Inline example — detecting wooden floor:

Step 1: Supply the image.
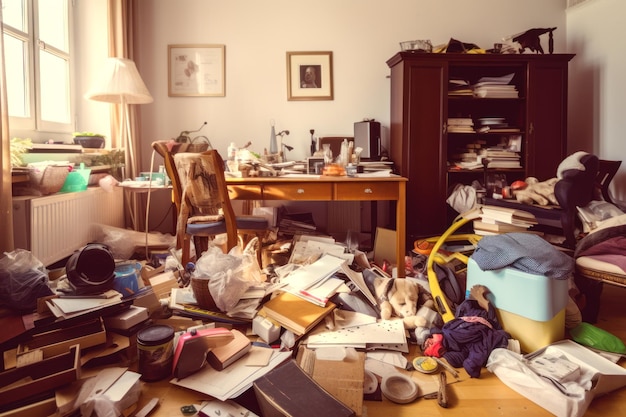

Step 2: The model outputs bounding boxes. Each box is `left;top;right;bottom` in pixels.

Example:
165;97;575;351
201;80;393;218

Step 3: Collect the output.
141;285;626;417
365;284;626;417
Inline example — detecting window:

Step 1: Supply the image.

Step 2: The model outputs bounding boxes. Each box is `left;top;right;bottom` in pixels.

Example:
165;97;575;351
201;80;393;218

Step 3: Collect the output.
3;0;73;139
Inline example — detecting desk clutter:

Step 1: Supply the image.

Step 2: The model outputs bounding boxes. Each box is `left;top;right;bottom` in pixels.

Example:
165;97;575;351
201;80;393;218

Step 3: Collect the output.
2;221;626;417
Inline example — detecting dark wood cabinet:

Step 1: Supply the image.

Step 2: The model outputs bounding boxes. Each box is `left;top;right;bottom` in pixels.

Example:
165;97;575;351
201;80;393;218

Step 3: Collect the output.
387;52;575;243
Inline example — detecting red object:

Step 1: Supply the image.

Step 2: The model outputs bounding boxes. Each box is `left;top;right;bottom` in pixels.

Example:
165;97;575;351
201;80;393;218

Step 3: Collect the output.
511;180;527;190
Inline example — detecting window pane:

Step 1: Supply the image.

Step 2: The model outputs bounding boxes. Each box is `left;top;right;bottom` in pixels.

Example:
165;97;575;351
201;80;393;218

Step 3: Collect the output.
3;0;27;32
37;0;68;52
4;34;30;118
39;50;70;124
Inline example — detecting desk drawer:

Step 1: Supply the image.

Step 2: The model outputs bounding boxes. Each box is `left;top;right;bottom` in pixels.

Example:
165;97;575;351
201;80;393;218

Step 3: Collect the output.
335;181;399;201
228;185;263;200
263;183;332;200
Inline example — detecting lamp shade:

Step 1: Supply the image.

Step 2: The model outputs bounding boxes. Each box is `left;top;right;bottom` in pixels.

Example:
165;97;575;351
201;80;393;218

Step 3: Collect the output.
85;57;153;104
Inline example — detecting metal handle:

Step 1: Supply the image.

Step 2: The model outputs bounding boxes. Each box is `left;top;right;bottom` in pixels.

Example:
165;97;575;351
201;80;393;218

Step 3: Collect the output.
297;188;305;194
364;188;373;194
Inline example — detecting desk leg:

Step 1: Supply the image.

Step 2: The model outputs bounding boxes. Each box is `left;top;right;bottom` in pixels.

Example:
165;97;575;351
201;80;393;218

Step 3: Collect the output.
396;181;406;278
124;188;139;231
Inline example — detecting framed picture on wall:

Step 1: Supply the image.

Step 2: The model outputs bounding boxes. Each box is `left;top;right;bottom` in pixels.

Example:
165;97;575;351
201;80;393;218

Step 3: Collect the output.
286;51;333;101
168;44;225;97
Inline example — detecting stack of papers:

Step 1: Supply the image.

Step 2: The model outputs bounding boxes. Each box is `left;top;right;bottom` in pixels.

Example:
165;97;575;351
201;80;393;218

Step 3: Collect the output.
472;73;519;98
171;349;291;401
46;291;124;319
280;254;348;307
306;318;408;353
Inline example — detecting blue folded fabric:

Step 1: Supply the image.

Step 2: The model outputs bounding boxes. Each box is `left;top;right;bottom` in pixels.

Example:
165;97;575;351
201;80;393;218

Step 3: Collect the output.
471;233;574;279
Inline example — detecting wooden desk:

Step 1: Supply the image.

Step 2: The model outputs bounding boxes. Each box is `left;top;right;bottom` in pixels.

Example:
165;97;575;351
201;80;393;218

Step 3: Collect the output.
226;174;408;277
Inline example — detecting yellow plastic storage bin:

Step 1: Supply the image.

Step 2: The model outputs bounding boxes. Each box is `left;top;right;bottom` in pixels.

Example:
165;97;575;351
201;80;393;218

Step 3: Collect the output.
466;257;568;353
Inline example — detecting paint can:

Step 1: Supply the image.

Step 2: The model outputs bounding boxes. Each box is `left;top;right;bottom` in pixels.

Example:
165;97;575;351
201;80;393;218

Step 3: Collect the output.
137;324;175;381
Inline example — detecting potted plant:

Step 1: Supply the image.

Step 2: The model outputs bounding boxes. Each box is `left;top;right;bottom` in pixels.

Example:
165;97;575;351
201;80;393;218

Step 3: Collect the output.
10;137;32;167
73;132;105;149
91;149;126;181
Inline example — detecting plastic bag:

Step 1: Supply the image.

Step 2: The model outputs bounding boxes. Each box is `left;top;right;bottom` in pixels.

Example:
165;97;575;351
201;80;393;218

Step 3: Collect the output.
569;322;626;354
193;238;263;312
0;249;53;312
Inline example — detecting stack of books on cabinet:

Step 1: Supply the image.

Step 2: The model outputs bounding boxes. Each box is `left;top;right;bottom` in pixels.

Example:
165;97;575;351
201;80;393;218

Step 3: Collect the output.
478;148;522;169
472;73;519;98
448;78;472;96
447;117;475;133
474;205;540;236
475;117;521;133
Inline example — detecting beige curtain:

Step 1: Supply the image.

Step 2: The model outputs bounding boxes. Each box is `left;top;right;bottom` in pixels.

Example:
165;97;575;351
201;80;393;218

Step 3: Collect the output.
108;0;142;179
0;6;15;254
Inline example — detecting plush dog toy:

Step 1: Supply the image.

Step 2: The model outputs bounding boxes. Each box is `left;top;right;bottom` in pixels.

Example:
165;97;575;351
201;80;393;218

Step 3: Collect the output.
365;274;438;333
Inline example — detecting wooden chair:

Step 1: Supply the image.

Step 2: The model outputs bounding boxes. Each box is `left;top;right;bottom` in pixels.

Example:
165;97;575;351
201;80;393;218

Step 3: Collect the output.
152;141;268;265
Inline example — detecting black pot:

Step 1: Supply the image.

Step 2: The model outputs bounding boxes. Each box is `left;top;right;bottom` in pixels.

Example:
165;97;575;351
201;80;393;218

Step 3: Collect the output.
74;135;105;149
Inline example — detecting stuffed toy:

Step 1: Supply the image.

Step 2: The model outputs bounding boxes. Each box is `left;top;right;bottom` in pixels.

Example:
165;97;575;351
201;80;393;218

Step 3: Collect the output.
365;274;439;339
513;151;593;206
513;176;559;206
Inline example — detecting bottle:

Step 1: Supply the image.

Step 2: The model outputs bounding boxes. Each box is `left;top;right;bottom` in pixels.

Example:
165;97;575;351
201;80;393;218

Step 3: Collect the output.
227;142;237;161
269;123;278;154
340;138;349;166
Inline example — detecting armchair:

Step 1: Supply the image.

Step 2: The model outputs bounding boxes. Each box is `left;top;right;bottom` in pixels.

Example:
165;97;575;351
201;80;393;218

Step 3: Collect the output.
486;154;620;249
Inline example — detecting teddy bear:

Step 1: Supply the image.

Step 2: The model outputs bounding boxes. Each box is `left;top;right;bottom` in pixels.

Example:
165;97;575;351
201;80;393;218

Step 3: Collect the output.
364;274;439;343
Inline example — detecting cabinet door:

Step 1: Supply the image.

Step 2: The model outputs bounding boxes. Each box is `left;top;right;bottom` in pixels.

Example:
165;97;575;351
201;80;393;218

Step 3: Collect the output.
527;58;570;180
390;59;447;239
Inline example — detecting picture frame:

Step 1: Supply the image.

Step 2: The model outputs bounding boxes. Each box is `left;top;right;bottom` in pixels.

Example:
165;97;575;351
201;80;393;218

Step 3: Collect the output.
286;51;333;101
306;157;325;174
168;44;225;97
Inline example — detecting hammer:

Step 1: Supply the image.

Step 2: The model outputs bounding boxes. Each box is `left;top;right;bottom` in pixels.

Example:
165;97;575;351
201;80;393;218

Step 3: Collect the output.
424;371;449;408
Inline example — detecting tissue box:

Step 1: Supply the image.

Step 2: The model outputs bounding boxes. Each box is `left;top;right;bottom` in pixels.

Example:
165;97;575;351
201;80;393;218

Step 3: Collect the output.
466;257;569;352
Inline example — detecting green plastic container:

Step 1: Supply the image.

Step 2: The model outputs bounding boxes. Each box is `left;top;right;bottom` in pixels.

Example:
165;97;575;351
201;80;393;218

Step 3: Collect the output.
60;163;91;192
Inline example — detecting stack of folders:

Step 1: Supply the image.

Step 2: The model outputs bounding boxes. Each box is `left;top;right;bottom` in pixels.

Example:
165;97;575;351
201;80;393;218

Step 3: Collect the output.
474;205;541;236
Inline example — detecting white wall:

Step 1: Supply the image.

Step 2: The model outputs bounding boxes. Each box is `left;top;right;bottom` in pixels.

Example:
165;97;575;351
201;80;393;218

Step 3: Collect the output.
566;0;626;201
73;0;570;234
129;0;567;167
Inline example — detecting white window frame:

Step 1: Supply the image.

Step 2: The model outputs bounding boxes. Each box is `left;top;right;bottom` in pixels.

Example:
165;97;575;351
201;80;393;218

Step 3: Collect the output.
3;0;74;141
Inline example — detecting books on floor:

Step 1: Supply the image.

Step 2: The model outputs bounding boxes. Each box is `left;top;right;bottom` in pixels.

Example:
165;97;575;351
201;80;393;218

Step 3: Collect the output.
206;329;252;371
253;360;356;417
260;292;336;336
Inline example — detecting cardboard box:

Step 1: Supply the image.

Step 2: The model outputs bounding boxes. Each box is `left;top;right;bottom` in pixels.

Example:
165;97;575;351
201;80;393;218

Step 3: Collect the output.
55;367;141;417
103;305;149;331
17;318;106;359
0;345;80;410
489;340;626;417
373;227;396;269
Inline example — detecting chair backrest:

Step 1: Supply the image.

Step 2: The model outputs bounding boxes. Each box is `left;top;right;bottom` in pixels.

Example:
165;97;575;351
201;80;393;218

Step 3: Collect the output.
152;141;183;216
597;159;621;204
152;141;238;253
177;150;238;252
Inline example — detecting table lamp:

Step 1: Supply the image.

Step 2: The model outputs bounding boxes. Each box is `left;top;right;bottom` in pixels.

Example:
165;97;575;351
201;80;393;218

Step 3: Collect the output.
85;57;153;179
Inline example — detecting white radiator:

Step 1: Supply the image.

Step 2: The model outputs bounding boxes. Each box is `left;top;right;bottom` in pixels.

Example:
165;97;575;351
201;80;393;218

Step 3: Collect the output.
12;187;124;266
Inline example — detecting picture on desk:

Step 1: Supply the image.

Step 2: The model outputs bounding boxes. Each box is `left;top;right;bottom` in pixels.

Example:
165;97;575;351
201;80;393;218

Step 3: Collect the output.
307;157;325;174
